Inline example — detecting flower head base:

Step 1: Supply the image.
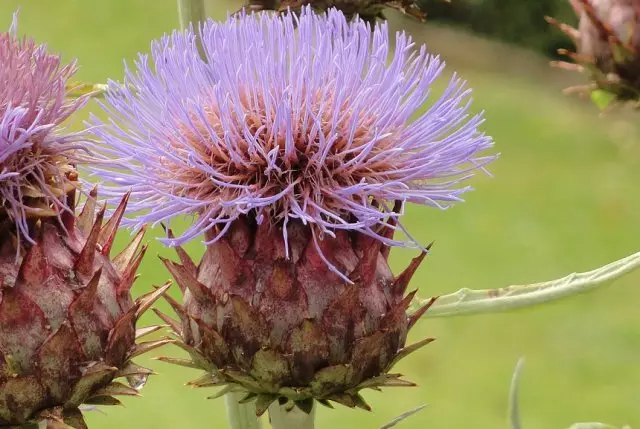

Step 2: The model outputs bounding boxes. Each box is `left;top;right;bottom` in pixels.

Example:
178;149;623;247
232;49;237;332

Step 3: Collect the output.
548;0;640;106
158;217;438;415
90;7;493;277
0;187;169;428
0;13;86;243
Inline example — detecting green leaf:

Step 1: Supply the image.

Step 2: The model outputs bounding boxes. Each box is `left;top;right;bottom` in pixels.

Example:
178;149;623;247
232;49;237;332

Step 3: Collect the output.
590;89;616;110
508;358;526;429
380;404;428;429
412;249;640;318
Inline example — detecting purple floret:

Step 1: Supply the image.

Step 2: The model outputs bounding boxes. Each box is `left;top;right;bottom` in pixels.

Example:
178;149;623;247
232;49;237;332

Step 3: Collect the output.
1;13;87;243
88;7;495;264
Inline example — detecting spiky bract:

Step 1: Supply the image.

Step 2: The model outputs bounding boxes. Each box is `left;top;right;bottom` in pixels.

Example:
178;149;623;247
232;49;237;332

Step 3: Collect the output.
548;0;640;105
156;216;435;415
0;13;87;243
0;190;169;429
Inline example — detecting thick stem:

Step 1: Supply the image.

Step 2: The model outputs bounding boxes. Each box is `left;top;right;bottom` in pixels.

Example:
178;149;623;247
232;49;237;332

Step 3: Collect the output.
176;0;207;56
412;249;640;318
225;392;263;429
268;402;316;429
177;0;206;29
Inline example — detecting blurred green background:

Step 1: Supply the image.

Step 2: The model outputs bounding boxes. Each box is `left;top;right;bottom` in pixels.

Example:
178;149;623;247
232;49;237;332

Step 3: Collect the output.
3;1;640;428
418;0;578;58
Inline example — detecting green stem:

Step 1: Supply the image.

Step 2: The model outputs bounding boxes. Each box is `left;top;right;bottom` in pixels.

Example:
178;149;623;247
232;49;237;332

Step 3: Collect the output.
177;0;206;29
268;402;316;429
412;249;640;318
176;0;206;56
225;392;263;429
508;358;525;429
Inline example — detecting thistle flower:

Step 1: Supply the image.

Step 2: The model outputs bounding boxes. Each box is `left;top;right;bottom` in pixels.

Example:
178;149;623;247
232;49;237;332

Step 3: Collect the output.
0;13;85;243
0;15;168;428
548;0;640;106
89;7;494;415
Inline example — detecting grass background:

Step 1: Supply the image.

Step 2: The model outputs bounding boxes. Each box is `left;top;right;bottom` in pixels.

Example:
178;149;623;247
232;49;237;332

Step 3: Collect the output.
2;1;640;428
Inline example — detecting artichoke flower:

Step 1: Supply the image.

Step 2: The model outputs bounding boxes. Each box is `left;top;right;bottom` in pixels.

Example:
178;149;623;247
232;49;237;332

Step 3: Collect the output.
0;14;167;428
88;7;494;416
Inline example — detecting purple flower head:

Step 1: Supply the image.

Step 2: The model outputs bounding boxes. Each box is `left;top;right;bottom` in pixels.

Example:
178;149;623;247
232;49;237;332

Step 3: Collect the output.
89;7;494;267
1;12;87;243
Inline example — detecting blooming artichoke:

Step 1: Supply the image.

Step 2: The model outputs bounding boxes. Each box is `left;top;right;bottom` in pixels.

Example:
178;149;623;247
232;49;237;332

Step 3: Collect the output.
0;15;168;428
548;0;640;105
88;7;494;416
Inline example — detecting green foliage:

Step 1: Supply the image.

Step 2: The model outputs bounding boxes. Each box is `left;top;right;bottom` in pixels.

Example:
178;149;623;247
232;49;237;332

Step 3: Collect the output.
419;0;577;58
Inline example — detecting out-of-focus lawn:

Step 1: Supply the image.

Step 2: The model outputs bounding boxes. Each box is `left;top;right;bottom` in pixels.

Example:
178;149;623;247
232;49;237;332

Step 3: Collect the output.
3;1;640;428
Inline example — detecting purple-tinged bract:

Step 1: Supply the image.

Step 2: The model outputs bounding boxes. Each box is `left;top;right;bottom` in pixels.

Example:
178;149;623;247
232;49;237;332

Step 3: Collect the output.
89;7;494;263
0;13;86;243
548;0;640;104
0;188;170;428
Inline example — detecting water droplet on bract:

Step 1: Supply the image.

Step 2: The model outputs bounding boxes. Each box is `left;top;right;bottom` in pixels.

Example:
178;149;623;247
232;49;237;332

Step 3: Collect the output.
126;374;149;391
